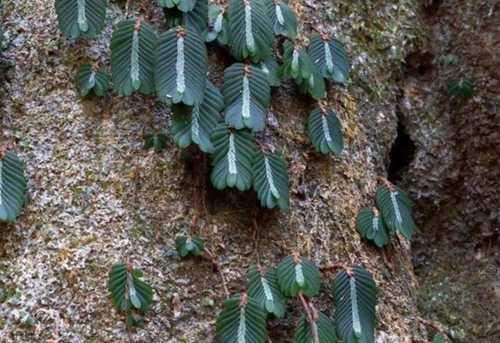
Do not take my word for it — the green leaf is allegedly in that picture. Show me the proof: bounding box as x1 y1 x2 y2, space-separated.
258 56 281 87
247 265 286 318
295 312 337 343
307 107 343 155
171 80 223 153
55 0 107 39
356 207 390 248
75 64 109 97
228 0 275 62
0 151 27 223
269 2 298 39
223 63 270 132
308 35 350 84
110 19 157 96
277 255 321 298
252 150 289 211
158 0 196 12
155 26 208 106
210 124 257 191
447 78 474 98
162 0 208 37
175 235 204 257
432 333 446 343
375 185 416 240
144 133 168 153
216 294 268 343
108 263 153 312
207 4 226 43
333 266 377 343
281 41 326 99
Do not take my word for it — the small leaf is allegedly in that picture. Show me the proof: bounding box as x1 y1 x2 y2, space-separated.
247 265 286 318
277 255 321 298
207 4 225 42
55 0 107 39
308 34 351 84
307 107 343 155
333 266 377 343
216 294 268 343
356 207 390 248
432 333 446 343
447 78 474 98
158 0 196 12
144 133 168 153
0 151 27 222
269 2 298 39
295 312 337 343
175 235 205 257
108 263 153 313
252 150 289 211
75 64 109 97
375 184 416 240
258 56 281 87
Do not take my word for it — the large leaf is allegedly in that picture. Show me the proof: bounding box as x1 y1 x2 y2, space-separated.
307 107 343 155
308 35 350 84
277 255 321 298
228 0 274 62
216 294 268 343
223 63 270 132
295 312 337 343
333 266 377 343
155 26 208 106
281 41 325 99
108 263 153 312
258 56 281 87
269 2 298 39
171 80 223 153
158 0 196 12
175 235 205 257
0 151 27 222
75 64 109 97
55 0 107 39
210 124 257 191
375 185 416 240
110 18 157 96
247 265 286 318
252 150 289 211
356 207 390 248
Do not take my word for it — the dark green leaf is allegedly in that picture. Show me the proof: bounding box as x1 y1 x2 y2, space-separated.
158 0 196 12
55 0 107 39
144 133 168 153
375 185 416 240
258 56 281 87
0 151 27 222
269 2 298 39
356 207 390 248
75 64 109 97
252 150 289 211
447 78 474 98
295 312 337 343
207 4 226 42
307 107 343 155
247 265 286 318
308 35 350 84
108 263 153 312
175 235 204 257
277 255 321 298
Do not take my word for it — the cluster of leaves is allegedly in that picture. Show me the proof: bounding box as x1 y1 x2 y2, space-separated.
55 0 351 212
356 181 417 247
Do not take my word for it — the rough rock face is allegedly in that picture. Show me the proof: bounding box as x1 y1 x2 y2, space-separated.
0 0 427 342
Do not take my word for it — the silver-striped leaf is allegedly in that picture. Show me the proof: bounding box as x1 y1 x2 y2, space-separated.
375 185 415 240
75 64 109 97
247 265 286 318
108 263 153 312
110 19 157 96
252 150 289 211
228 0 275 62
55 0 107 39
171 80 223 153
175 235 205 257
0 151 27 222
295 312 337 343
333 266 377 343
307 107 343 155
216 294 268 343
356 207 390 248
158 0 196 12
207 4 226 43
258 56 281 87
223 63 270 132
155 26 208 106
269 2 297 39
210 124 256 191
277 255 321 298
308 35 350 84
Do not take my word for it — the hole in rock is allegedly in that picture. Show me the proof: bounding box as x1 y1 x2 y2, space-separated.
387 116 416 183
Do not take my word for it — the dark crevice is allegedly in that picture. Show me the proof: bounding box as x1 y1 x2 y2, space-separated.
387 115 416 183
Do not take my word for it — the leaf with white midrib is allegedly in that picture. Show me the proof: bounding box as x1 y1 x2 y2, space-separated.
252 150 289 211
294 312 337 343
356 208 390 248
75 64 109 97
276 255 321 298
375 185 416 240
269 2 298 39
0 151 27 223
308 34 351 84
108 263 153 313
307 107 344 155
247 265 286 318
55 0 107 39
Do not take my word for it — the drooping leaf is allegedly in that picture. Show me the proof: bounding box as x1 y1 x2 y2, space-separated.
375 184 416 240
175 235 205 257
207 4 227 43
269 2 297 39
171 80 223 153
0 151 27 223
210 124 257 191
252 150 289 211
55 0 107 40
356 207 390 248
75 64 109 97
308 34 350 84
281 41 326 99
108 263 153 312
307 107 343 155
295 312 337 343
333 266 377 343
155 26 208 106
223 63 270 132
216 294 268 343
277 255 321 298
157 0 196 12
110 18 157 96
247 265 286 318
258 56 281 87
228 0 274 62
144 132 168 153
